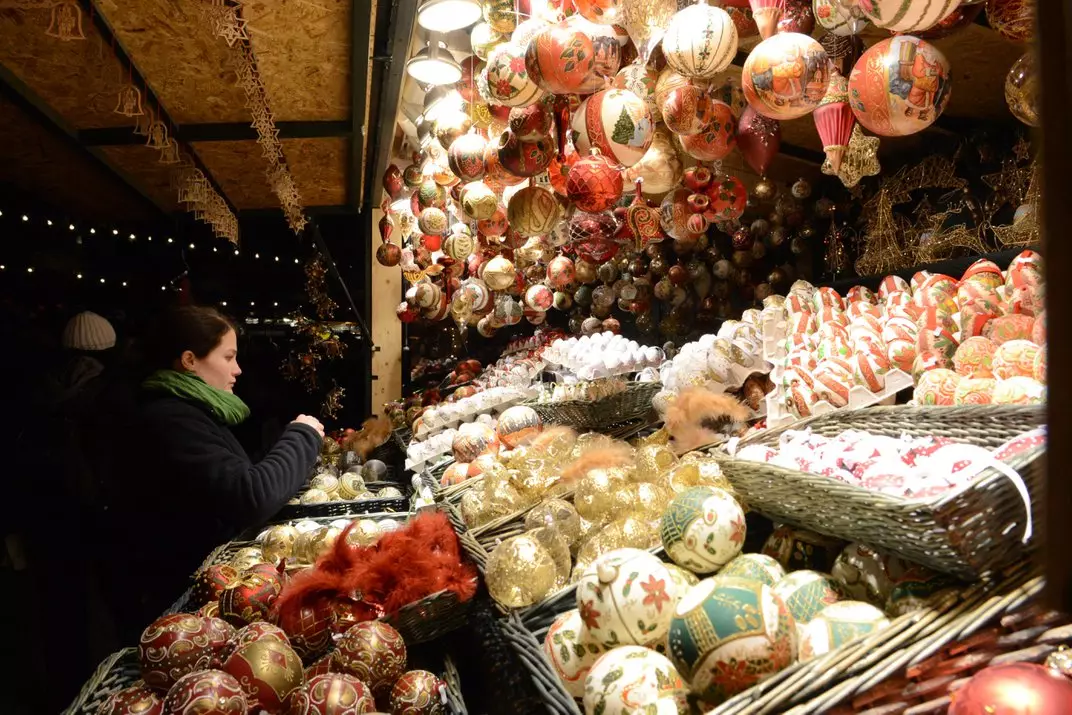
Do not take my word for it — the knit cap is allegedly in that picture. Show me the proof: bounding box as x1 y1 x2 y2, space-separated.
61 311 116 351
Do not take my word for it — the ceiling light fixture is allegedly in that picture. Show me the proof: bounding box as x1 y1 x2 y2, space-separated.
422 85 464 123
417 0 482 32
406 39 462 86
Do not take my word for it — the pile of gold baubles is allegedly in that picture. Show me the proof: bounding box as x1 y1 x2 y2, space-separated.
256 516 406 567
480 429 736 609
291 466 404 506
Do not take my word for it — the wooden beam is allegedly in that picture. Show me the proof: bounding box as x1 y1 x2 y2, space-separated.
349 0 374 211
0 63 166 218
370 0 417 209
81 121 352 146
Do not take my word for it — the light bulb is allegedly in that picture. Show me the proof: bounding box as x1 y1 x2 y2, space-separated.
417 0 482 32
405 41 462 85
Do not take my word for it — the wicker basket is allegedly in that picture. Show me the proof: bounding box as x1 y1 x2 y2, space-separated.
274 478 409 520
526 381 659 431
711 405 1044 580
63 646 469 715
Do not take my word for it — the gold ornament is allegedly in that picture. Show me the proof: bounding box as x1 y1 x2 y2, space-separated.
46 0 85 41
528 526 572 592
826 125 880 189
572 516 659 580
345 519 382 547
262 525 299 564
753 178 775 201
635 444 678 482
485 534 558 608
574 468 630 521
524 498 582 549
991 160 1041 248
1005 52 1039 128
230 547 265 571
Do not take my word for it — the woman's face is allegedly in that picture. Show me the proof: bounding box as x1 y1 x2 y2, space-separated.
182 328 242 392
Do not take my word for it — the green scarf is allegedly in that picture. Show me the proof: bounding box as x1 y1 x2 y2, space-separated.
143 369 251 426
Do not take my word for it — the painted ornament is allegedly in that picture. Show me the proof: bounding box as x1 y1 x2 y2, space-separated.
858 0 959 32
660 76 717 137
576 548 680 646
286 673 375 715
680 101 737 160
460 182 499 221
390 671 445 715
813 67 854 174
737 105 781 175
667 576 796 702
332 622 408 696
448 133 488 182
497 131 555 177
496 405 543 448
574 0 622 25
547 255 576 288
772 570 843 630
483 0 520 33
743 32 831 121
162 670 247 715
659 487 746 574
719 553 787 587
525 22 596 94
706 174 747 221
813 0 867 35
486 43 546 108
222 639 304 713
986 0 1035 42
98 683 163 715
524 283 555 312
623 125 683 195
417 207 448 235
614 62 661 121
444 230 476 261
848 36 951 137
583 646 689 715
572 88 654 168
662 1 738 80
544 609 604 699
507 185 562 236
798 601 889 662
509 102 554 140
567 150 624 213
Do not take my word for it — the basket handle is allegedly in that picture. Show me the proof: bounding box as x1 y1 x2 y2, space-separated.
928 451 1034 544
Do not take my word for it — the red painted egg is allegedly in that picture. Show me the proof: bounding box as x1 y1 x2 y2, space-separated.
304 655 334 681
680 101 737 161
547 256 576 289
390 670 446 715
161 670 247 715
526 22 596 94
218 566 285 627
660 79 715 136
230 621 289 651
566 150 624 213
140 614 233 692
197 602 220 619
222 639 304 714
497 131 555 177
287 673 376 715
97 683 163 715
447 133 488 182
332 622 408 697
509 102 553 140
274 601 334 661
705 175 747 221
190 564 239 609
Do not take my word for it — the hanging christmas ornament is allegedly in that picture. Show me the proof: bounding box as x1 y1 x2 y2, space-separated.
486 43 546 107
737 106 781 175
813 67 853 174
568 16 625 92
916 3 984 39
619 0 676 63
624 126 683 195
524 284 555 311
680 101 737 161
435 109 473 149
753 177 776 200
460 182 499 221
515 15 552 49
472 22 506 60
662 1 738 80
778 0 815 34
382 164 404 200
444 230 477 261
417 178 448 209
858 0 959 32
986 0 1035 42
707 174 747 221
812 0 867 36
497 131 555 177
509 102 554 140
508 184 563 236
484 0 521 32
743 32 831 121
547 255 576 288
572 89 655 168
567 149 625 213
614 62 662 122
1005 52 1039 127
484 139 527 188
575 0 622 24
418 207 449 235
661 187 698 240
525 22 596 94
749 0 786 38
478 202 509 235
448 133 488 182
659 79 716 137
848 36 951 137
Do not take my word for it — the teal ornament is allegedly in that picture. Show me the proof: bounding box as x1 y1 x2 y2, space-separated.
660 487 746 575
667 576 796 703
718 554 786 587
772 570 843 632
884 567 962 617
798 601 889 662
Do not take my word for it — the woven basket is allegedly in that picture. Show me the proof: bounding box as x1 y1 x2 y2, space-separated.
711 405 1044 580
63 647 469 715
526 381 659 431
274 478 408 520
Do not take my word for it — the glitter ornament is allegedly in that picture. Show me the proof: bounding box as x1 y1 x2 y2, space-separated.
486 533 558 607
333 622 408 697
508 185 562 236
390 671 445 715
286 673 375 715
190 563 239 607
743 32 831 121
567 150 624 213
448 133 488 182
222 639 304 713
98 683 163 715
986 0 1035 42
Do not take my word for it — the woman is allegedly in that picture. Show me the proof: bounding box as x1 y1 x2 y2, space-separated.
109 306 324 634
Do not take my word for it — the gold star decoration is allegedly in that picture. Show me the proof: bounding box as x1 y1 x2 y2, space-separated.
827 126 881 188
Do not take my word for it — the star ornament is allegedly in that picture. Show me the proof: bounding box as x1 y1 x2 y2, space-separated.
826 126 880 188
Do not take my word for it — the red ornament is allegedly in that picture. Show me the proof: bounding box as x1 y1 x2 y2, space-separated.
813 68 854 175
390 670 446 715
231 621 289 651
288 673 376 715
97 683 163 715
661 80 716 136
447 132 488 182
218 565 285 627
680 100 737 161
458 55 483 103
777 0 814 35
548 149 578 196
377 243 402 267
509 102 554 140
162 670 247 715
732 227 754 250
139 614 232 691
422 234 443 252
683 166 713 192
497 131 555 177
378 214 393 245
686 213 709 234
332 622 408 698
525 22 596 94
382 165 403 200
950 663 1072 714
736 106 781 175
197 602 220 619
190 564 239 608
223 639 304 714
304 655 334 681
705 175 747 221
484 140 526 188
566 150 624 213
668 264 689 285
478 203 509 237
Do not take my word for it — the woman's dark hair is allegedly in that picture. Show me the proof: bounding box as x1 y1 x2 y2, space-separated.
145 306 237 370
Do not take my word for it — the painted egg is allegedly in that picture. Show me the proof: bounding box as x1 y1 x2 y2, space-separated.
162 670 247 715
831 543 909 607
772 570 843 631
222 639 303 713
718 554 787 587
854 344 891 392
798 601 889 662
679 101 737 161
812 358 852 407
992 339 1040 379
660 487 746 574
613 62 661 121
762 525 843 572
97 683 163 715
496 131 554 177
668 576 796 702
705 175 747 221
576 548 680 646
583 646 688 715
848 36 951 137
953 376 997 405
567 150 624 212
885 567 961 616
574 0 621 25
525 22 595 94
858 0 959 31
886 337 917 374
496 405 543 449
486 43 546 107
447 133 488 182
390 670 445 715
543 609 605 698
662 3 738 80
952 336 996 378
572 89 654 168
508 185 562 237
451 422 501 461
993 376 1045 405
985 314 1035 345
914 368 960 405
332 622 408 696
190 563 239 607
742 33 831 121
812 0 868 35
1006 249 1044 290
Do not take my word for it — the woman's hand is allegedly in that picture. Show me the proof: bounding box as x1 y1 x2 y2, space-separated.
292 414 325 438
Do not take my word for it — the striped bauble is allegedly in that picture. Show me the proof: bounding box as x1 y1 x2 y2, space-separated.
661 1 738 80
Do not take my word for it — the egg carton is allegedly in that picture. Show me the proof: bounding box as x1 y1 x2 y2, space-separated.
764 367 913 430
760 310 789 364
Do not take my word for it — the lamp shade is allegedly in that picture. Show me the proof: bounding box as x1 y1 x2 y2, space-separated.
406 42 463 85
418 0 483 32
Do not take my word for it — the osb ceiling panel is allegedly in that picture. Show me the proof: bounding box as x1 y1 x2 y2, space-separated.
99 145 180 211
191 140 277 209
243 0 351 121
930 24 1024 121
284 137 348 206
95 0 248 124
0 8 131 128
0 96 155 220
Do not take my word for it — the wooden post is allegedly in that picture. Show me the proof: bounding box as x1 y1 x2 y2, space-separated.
370 205 403 414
